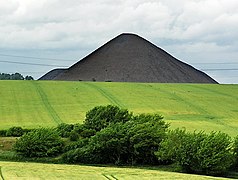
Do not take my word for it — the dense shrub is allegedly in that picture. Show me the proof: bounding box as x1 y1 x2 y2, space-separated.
194 132 233 175
6 126 24 137
64 138 89 152
0 72 33 80
0 130 7 137
14 128 64 157
233 135 238 167
79 129 96 138
0 127 33 137
71 124 96 138
128 114 168 164
84 105 132 131
62 113 169 165
73 124 85 134
56 123 74 138
69 130 79 141
3 104 237 177
155 129 187 164
156 130 233 175
62 138 94 163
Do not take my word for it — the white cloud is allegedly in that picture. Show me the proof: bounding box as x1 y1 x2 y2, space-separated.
0 0 237 82
1 0 237 49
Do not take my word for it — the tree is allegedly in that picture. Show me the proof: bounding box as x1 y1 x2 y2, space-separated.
232 135 238 167
55 123 74 138
6 126 24 137
155 128 187 164
14 128 64 157
0 72 34 80
25 75 34 80
63 111 169 165
128 114 168 164
156 130 233 175
11 73 24 80
84 105 132 131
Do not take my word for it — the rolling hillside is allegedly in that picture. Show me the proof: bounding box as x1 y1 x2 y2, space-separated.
0 80 237 136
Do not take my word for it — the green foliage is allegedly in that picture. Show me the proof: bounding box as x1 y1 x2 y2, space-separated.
233 135 238 167
84 105 132 131
63 112 169 165
79 129 96 138
56 123 74 138
0 130 7 137
72 124 85 134
0 127 32 137
0 72 34 80
25 75 34 80
69 130 79 141
64 138 89 152
155 129 186 164
62 138 93 163
71 124 95 138
128 114 168 164
1 102 238 177
0 72 24 80
194 132 233 175
85 122 129 164
156 130 233 175
6 126 24 137
14 128 64 157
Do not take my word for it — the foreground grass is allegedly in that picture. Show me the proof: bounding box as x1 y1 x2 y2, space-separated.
0 161 231 180
0 81 238 136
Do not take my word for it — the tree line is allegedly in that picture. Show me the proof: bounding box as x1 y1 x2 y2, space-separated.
0 72 34 80
2 105 238 177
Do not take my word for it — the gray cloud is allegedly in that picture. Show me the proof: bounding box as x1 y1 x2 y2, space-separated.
0 0 237 83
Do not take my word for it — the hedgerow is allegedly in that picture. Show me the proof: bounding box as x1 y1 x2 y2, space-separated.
7 105 238 177
156 130 233 175
14 128 64 157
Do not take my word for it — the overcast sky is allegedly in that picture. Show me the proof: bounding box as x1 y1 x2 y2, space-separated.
0 0 237 83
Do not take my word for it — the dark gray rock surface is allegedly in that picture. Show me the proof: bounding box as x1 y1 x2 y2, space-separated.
40 33 218 83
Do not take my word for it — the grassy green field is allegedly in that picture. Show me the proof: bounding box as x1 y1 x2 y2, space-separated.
0 161 230 179
0 80 238 136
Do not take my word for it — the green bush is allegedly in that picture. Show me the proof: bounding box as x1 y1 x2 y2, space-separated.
156 130 233 175
14 128 64 157
56 123 74 138
194 132 233 175
73 124 85 134
6 126 24 137
72 124 96 138
62 138 94 163
0 130 7 137
128 114 168 164
64 138 89 152
62 113 169 165
80 129 96 138
69 130 79 141
155 129 186 164
233 135 238 167
84 105 132 131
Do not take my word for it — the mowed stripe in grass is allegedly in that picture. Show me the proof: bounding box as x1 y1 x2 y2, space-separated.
0 161 230 180
32 81 62 125
0 81 238 136
0 81 56 129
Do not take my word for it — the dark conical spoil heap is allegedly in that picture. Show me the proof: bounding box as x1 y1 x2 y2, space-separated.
39 68 66 80
40 33 218 83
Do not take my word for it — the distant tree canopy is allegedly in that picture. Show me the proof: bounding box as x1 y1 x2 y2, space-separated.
0 73 34 80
